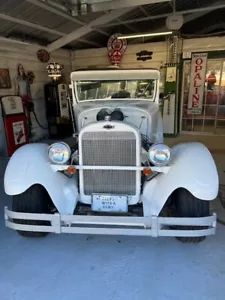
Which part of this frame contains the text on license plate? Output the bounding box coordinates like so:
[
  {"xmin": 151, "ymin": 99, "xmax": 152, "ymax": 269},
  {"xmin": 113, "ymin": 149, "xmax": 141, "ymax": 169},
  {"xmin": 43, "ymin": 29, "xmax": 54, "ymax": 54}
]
[{"xmin": 92, "ymin": 194, "xmax": 128, "ymax": 213}]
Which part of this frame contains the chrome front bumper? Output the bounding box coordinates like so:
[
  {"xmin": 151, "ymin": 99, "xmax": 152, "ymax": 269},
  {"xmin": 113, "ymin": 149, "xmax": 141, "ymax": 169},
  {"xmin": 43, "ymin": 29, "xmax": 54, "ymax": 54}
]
[{"xmin": 4, "ymin": 207, "xmax": 217, "ymax": 237}]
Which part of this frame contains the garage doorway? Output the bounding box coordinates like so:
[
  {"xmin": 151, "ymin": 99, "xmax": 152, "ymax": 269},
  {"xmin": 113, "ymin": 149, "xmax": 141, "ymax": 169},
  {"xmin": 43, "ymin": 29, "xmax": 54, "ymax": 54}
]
[{"xmin": 181, "ymin": 58, "xmax": 225, "ymax": 135}]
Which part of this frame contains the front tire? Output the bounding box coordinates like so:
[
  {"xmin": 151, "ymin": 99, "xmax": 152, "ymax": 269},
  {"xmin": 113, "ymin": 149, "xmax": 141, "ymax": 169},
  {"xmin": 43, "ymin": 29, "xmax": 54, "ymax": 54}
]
[
  {"xmin": 174, "ymin": 189, "xmax": 209, "ymax": 243},
  {"xmin": 12, "ymin": 185, "xmax": 52, "ymax": 237}
]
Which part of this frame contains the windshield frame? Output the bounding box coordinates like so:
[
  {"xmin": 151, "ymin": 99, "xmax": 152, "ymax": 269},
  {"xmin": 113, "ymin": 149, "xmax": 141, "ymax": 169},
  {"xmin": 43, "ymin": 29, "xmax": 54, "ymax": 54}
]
[
  {"xmin": 71, "ymin": 69, "xmax": 160, "ymax": 103},
  {"xmin": 73, "ymin": 78, "xmax": 158, "ymax": 103}
]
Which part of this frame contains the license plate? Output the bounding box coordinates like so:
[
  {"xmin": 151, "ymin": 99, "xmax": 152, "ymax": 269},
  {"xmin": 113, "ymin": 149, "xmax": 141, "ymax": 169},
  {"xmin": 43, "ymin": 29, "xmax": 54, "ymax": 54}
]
[{"xmin": 92, "ymin": 194, "xmax": 128, "ymax": 213}]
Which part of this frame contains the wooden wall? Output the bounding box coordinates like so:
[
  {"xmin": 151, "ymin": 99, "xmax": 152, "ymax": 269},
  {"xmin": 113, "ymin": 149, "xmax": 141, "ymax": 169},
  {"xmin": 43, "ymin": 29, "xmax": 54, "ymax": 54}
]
[
  {"xmin": 183, "ymin": 37, "xmax": 225, "ymax": 52},
  {"xmin": 0, "ymin": 41, "xmax": 71, "ymax": 141},
  {"xmin": 72, "ymin": 41, "xmax": 167, "ymax": 70},
  {"xmin": 72, "ymin": 37, "xmax": 225, "ymax": 71}
]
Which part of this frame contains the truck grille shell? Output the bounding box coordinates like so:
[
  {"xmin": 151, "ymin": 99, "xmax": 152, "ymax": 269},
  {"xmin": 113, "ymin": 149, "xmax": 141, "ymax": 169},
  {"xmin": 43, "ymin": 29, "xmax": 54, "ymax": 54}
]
[{"xmin": 81, "ymin": 131, "xmax": 137, "ymax": 195}]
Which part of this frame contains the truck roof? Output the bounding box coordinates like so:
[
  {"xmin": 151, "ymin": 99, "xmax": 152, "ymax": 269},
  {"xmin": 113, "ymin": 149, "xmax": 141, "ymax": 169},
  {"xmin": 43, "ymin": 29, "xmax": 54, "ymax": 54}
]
[{"xmin": 71, "ymin": 68, "xmax": 160, "ymax": 81}]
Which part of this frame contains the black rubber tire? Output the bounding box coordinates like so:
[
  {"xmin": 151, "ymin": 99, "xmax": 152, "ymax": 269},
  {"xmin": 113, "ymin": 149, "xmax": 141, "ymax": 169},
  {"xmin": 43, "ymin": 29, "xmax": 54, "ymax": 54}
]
[
  {"xmin": 12, "ymin": 185, "xmax": 51, "ymax": 237},
  {"xmin": 174, "ymin": 189, "xmax": 209, "ymax": 243}
]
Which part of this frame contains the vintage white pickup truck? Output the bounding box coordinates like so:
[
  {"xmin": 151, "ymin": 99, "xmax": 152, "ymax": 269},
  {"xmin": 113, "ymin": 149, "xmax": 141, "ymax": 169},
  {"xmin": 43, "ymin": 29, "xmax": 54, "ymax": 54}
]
[{"xmin": 4, "ymin": 68, "xmax": 218, "ymax": 242}]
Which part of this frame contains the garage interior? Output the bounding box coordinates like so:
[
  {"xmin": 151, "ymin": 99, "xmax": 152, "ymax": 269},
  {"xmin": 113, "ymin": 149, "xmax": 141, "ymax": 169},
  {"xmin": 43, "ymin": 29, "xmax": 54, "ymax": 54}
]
[{"xmin": 0, "ymin": 0, "xmax": 225, "ymax": 299}]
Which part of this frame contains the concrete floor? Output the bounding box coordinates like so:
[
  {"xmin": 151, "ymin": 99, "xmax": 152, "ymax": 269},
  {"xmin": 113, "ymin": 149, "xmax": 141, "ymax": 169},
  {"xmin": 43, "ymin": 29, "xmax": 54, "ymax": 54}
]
[{"xmin": 1, "ymin": 137, "xmax": 225, "ymax": 300}]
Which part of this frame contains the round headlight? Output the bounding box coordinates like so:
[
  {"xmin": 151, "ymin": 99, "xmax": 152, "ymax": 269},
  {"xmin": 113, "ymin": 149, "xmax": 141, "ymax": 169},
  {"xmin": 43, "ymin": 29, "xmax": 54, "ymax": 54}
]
[
  {"xmin": 148, "ymin": 143, "xmax": 171, "ymax": 166},
  {"xmin": 48, "ymin": 142, "xmax": 71, "ymax": 164}
]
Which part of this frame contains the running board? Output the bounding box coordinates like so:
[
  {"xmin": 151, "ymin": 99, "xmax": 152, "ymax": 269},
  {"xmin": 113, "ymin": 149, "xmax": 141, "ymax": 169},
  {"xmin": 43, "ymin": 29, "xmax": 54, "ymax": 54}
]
[{"xmin": 4, "ymin": 207, "xmax": 217, "ymax": 237}]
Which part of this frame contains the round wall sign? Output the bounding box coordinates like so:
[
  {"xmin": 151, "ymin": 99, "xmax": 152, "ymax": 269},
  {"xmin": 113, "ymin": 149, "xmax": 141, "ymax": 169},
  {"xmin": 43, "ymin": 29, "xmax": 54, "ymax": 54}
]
[
  {"xmin": 37, "ymin": 49, "xmax": 50, "ymax": 63},
  {"xmin": 107, "ymin": 33, "xmax": 127, "ymax": 65}
]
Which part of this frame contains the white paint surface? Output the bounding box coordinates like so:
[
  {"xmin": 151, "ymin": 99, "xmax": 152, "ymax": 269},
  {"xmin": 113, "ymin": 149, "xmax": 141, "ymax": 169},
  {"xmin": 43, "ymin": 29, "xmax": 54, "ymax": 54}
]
[
  {"xmin": 1, "ymin": 158, "xmax": 225, "ymax": 300},
  {"xmin": 4, "ymin": 144, "xmax": 78, "ymax": 214}
]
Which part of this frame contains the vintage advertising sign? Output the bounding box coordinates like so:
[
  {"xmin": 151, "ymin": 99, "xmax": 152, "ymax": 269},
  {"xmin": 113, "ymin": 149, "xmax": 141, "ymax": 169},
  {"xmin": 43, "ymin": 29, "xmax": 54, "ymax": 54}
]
[
  {"xmin": 13, "ymin": 121, "xmax": 26, "ymax": 145},
  {"xmin": 107, "ymin": 33, "xmax": 127, "ymax": 65},
  {"xmin": 188, "ymin": 53, "xmax": 208, "ymax": 114}
]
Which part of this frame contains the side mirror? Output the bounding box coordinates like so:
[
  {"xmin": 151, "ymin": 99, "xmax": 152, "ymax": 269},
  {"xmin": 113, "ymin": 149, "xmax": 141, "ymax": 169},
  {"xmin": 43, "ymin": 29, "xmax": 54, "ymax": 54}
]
[
  {"xmin": 159, "ymin": 92, "xmax": 170, "ymax": 100},
  {"xmin": 159, "ymin": 92, "xmax": 165, "ymax": 100}
]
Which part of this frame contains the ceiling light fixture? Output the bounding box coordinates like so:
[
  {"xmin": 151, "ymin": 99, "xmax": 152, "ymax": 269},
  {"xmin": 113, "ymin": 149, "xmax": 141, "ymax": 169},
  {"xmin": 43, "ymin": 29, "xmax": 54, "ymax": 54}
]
[
  {"xmin": 46, "ymin": 62, "xmax": 63, "ymax": 80},
  {"xmin": 117, "ymin": 31, "xmax": 173, "ymax": 40}
]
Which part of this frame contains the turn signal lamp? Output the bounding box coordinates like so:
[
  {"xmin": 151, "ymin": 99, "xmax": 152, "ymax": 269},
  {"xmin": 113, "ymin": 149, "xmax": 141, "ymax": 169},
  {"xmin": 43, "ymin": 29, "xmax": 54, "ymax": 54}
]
[
  {"xmin": 143, "ymin": 167, "xmax": 153, "ymax": 177},
  {"xmin": 66, "ymin": 166, "xmax": 76, "ymax": 175}
]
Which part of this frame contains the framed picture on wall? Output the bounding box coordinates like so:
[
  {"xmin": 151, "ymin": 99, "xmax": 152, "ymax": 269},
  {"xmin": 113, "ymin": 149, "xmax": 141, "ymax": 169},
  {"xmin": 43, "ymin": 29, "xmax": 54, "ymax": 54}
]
[{"xmin": 0, "ymin": 68, "xmax": 11, "ymax": 89}]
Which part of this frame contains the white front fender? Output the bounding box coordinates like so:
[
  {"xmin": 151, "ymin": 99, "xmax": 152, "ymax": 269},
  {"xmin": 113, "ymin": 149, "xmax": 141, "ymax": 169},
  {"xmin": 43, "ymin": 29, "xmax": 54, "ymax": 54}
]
[
  {"xmin": 142, "ymin": 142, "xmax": 219, "ymax": 216},
  {"xmin": 4, "ymin": 144, "xmax": 78, "ymax": 214}
]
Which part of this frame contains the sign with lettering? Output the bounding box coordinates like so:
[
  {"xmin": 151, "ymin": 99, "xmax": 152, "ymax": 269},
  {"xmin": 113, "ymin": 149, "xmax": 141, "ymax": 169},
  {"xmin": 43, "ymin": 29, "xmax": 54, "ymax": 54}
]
[
  {"xmin": 136, "ymin": 50, "xmax": 153, "ymax": 61},
  {"xmin": 188, "ymin": 53, "xmax": 207, "ymax": 114}
]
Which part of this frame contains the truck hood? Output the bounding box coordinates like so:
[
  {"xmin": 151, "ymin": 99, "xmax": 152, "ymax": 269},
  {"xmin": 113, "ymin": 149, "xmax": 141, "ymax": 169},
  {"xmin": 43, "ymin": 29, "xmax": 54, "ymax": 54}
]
[
  {"xmin": 75, "ymin": 100, "xmax": 159, "ymax": 115},
  {"xmin": 74, "ymin": 100, "xmax": 163, "ymax": 144}
]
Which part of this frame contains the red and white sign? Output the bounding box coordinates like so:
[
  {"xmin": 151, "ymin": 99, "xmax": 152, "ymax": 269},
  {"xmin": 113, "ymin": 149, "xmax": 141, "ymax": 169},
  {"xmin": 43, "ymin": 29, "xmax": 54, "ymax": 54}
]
[
  {"xmin": 13, "ymin": 121, "xmax": 26, "ymax": 145},
  {"xmin": 107, "ymin": 33, "xmax": 127, "ymax": 65},
  {"xmin": 188, "ymin": 53, "xmax": 208, "ymax": 114}
]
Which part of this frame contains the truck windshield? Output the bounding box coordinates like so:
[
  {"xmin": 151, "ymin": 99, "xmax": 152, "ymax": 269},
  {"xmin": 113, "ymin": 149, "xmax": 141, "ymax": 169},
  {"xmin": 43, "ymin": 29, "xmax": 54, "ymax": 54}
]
[{"xmin": 75, "ymin": 79, "xmax": 156, "ymax": 102}]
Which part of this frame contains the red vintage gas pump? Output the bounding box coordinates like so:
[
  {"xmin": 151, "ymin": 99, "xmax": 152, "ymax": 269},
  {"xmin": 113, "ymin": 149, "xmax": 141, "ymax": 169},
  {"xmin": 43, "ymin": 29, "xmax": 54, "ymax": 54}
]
[{"xmin": 1, "ymin": 95, "xmax": 29, "ymax": 156}]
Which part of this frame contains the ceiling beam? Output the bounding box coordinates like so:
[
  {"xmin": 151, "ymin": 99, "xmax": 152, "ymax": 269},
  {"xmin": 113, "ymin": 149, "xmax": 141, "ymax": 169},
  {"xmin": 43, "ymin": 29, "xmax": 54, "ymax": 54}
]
[
  {"xmin": 116, "ymin": 17, "xmax": 139, "ymax": 33},
  {"xmin": 0, "ymin": 36, "xmax": 33, "ymax": 45},
  {"xmin": 99, "ymin": 2, "xmax": 225, "ymax": 27},
  {"xmin": 47, "ymin": 8, "xmax": 133, "ymax": 52},
  {"xmin": 25, "ymin": 0, "xmax": 109, "ymax": 37},
  {"xmin": 0, "ymin": 35, "xmax": 48, "ymax": 52},
  {"xmin": 91, "ymin": 0, "xmax": 170, "ymax": 12},
  {"xmin": 197, "ymin": 23, "xmax": 225, "ymax": 34},
  {"xmin": 183, "ymin": 11, "xmax": 208, "ymax": 24},
  {"xmin": 0, "ymin": 12, "xmax": 101, "ymax": 47},
  {"xmin": 25, "ymin": 0, "xmax": 84, "ymax": 25},
  {"xmin": 0, "ymin": 12, "xmax": 64, "ymax": 36},
  {"xmin": 128, "ymin": 8, "xmax": 218, "ymax": 44},
  {"xmin": 77, "ymin": 38, "xmax": 102, "ymax": 47},
  {"xmin": 139, "ymin": 6, "xmax": 150, "ymax": 17}
]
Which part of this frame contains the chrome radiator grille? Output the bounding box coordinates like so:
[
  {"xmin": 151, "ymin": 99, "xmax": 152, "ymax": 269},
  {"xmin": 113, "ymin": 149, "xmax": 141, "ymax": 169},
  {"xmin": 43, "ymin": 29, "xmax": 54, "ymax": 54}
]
[{"xmin": 81, "ymin": 131, "xmax": 137, "ymax": 195}]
